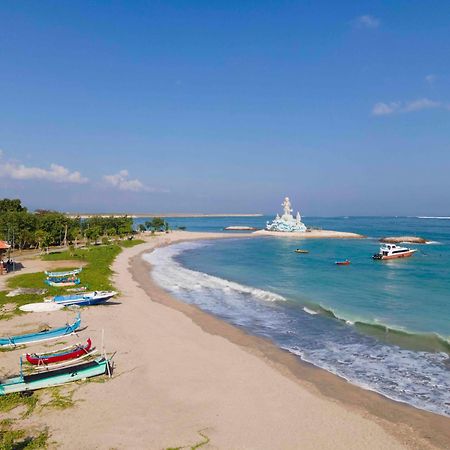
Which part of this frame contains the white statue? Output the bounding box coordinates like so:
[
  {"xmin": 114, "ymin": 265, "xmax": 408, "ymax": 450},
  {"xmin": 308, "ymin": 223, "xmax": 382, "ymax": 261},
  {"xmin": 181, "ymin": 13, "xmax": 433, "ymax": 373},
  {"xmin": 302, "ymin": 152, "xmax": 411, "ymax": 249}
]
[
  {"xmin": 266, "ymin": 196, "xmax": 306, "ymax": 232},
  {"xmin": 282, "ymin": 197, "xmax": 293, "ymax": 218}
]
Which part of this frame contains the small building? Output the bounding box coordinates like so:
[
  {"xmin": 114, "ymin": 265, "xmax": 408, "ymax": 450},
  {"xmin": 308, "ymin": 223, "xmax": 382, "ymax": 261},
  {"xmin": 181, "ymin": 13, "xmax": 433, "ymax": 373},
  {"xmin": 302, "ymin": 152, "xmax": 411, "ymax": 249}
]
[{"xmin": 0, "ymin": 241, "xmax": 11, "ymax": 275}]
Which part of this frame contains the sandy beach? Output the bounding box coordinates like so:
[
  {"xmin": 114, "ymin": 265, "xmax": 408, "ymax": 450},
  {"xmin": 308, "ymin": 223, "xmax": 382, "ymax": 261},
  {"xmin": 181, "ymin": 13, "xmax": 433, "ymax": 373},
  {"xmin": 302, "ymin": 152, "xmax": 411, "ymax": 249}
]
[{"xmin": 2, "ymin": 231, "xmax": 449, "ymax": 449}]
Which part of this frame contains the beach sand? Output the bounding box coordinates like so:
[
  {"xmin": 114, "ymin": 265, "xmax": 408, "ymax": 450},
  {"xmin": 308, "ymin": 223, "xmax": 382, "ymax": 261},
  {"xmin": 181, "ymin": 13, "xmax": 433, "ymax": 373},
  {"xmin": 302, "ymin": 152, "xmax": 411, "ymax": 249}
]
[{"xmin": 2, "ymin": 231, "xmax": 449, "ymax": 449}]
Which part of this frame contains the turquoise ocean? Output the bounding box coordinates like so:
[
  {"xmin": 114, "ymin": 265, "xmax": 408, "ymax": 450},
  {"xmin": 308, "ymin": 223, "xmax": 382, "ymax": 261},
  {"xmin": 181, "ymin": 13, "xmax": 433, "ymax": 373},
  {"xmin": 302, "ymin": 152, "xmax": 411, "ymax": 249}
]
[{"xmin": 139, "ymin": 216, "xmax": 450, "ymax": 417}]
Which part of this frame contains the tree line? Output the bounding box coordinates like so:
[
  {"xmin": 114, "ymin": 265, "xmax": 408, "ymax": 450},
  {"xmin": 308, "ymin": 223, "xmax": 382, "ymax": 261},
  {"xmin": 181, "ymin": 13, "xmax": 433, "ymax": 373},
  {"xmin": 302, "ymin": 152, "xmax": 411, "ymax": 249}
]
[{"xmin": 0, "ymin": 198, "xmax": 134, "ymax": 250}]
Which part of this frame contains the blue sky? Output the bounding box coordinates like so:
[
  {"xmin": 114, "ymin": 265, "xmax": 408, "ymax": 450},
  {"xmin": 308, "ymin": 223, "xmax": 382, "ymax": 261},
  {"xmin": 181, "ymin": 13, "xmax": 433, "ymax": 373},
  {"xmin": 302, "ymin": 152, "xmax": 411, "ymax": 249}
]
[{"xmin": 0, "ymin": 0, "xmax": 449, "ymax": 215}]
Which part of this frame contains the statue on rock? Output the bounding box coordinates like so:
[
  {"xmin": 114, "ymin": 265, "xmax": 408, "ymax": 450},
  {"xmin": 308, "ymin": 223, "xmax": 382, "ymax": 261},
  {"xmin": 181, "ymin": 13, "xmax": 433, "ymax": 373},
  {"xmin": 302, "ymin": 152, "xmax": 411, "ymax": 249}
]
[{"xmin": 266, "ymin": 196, "xmax": 307, "ymax": 232}]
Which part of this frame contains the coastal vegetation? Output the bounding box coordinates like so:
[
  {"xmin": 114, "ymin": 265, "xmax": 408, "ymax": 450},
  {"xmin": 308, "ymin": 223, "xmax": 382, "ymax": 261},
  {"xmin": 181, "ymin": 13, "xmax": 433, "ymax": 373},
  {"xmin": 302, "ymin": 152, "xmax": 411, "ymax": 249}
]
[
  {"xmin": 0, "ymin": 198, "xmax": 134, "ymax": 251},
  {"xmin": 0, "ymin": 240, "xmax": 144, "ymax": 319}
]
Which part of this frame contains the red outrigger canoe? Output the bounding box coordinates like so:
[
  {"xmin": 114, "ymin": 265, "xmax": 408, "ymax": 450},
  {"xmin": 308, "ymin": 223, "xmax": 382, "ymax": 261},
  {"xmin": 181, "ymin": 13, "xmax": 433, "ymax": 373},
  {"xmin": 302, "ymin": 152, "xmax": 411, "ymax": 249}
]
[{"xmin": 26, "ymin": 338, "xmax": 92, "ymax": 365}]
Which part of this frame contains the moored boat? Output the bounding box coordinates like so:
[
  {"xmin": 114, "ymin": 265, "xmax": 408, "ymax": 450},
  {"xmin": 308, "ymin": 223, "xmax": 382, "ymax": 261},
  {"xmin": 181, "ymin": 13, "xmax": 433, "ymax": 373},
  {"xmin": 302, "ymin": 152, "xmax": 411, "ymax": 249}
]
[
  {"xmin": 51, "ymin": 291, "xmax": 117, "ymax": 307},
  {"xmin": 25, "ymin": 338, "xmax": 92, "ymax": 365},
  {"xmin": 0, "ymin": 314, "xmax": 81, "ymax": 347},
  {"xmin": 373, "ymin": 244, "xmax": 417, "ymax": 260},
  {"xmin": 335, "ymin": 260, "xmax": 351, "ymax": 266},
  {"xmin": 294, "ymin": 249, "xmax": 309, "ymax": 254}
]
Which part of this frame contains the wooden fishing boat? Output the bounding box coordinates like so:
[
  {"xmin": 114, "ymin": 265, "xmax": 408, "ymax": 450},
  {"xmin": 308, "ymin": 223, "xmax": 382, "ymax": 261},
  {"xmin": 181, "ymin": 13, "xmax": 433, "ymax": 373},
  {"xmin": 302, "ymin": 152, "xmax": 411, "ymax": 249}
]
[
  {"xmin": 52, "ymin": 291, "xmax": 117, "ymax": 307},
  {"xmin": 45, "ymin": 277, "xmax": 81, "ymax": 287},
  {"xmin": 45, "ymin": 268, "xmax": 82, "ymax": 278},
  {"xmin": 25, "ymin": 338, "xmax": 92, "ymax": 365},
  {"xmin": 335, "ymin": 260, "xmax": 351, "ymax": 266},
  {"xmin": 294, "ymin": 249, "xmax": 309, "ymax": 254},
  {"xmin": 0, "ymin": 314, "xmax": 81, "ymax": 347},
  {"xmin": 0, "ymin": 356, "xmax": 111, "ymax": 395}
]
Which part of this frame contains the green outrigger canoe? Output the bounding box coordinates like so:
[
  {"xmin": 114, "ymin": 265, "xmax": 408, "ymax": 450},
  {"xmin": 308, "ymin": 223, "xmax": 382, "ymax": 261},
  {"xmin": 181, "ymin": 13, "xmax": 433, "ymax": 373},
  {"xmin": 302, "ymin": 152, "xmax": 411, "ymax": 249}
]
[{"xmin": 0, "ymin": 356, "xmax": 111, "ymax": 395}]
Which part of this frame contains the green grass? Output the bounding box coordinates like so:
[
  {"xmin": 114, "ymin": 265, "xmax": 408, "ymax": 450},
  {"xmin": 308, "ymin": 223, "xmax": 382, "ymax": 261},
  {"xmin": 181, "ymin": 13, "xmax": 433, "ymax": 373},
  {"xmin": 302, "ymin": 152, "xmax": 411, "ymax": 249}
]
[
  {"xmin": 166, "ymin": 431, "xmax": 210, "ymax": 450},
  {"xmin": 119, "ymin": 239, "xmax": 145, "ymax": 248},
  {"xmin": 42, "ymin": 245, "xmax": 120, "ymax": 291},
  {"xmin": 0, "ymin": 427, "xmax": 49, "ymax": 450},
  {"xmin": 41, "ymin": 388, "xmax": 75, "ymax": 411},
  {"xmin": 0, "ymin": 393, "xmax": 37, "ymax": 418}
]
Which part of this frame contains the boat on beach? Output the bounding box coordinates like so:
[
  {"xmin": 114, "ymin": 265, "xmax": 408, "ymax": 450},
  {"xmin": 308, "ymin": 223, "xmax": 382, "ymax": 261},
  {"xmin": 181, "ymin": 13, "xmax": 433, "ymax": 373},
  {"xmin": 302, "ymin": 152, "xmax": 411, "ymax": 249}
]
[
  {"xmin": 0, "ymin": 356, "xmax": 111, "ymax": 395},
  {"xmin": 51, "ymin": 290, "xmax": 117, "ymax": 307},
  {"xmin": 45, "ymin": 276, "xmax": 81, "ymax": 287},
  {"xmin": 45, "ymin": 268, "xmax": 82, "ymax": 278},
  {"xmin": 0, "ymin": 314, "xmax": 81, "ymax": 347},
  {"xmin": 373, "ymin": 244, "xmax": 417, "ymax": 260},
  {"xmin": 25, "ymin": 338, "xmax": 93, "ymax": 365}
]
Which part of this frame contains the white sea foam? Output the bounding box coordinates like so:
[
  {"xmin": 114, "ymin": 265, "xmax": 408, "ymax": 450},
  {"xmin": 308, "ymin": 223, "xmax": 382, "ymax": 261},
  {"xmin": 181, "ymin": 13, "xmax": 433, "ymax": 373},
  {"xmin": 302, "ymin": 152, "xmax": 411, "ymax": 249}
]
[
  {"xmin": 303, "ymin": 307, "xmax": 319, "ymax": 315},
  {"xmin": 417, "ymin": 216, "xmax": 450, "ymax": 220},
  {"xmin": 144, "ymin": 242, "xmax": 286, "ymax": 303}
]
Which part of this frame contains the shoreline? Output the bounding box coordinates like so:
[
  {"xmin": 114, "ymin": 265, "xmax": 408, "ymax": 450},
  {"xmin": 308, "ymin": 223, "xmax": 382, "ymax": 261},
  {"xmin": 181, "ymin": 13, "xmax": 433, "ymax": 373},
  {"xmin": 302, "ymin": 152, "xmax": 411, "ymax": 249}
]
[
  {"xmin": 131, "ymin": 232, "xmax": 450, "ymax": 449},
  {"xmin": 3, "ymin": 231, "xmax": 449, "ymax": 449}
]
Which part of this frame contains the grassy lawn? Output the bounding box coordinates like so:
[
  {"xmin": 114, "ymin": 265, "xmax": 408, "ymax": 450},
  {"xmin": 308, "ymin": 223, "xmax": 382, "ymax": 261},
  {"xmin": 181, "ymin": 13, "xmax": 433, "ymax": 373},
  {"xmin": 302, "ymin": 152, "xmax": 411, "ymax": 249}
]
[{"xmin": 0, "ymin": 239, "xmax": 145, "ymax": 320}]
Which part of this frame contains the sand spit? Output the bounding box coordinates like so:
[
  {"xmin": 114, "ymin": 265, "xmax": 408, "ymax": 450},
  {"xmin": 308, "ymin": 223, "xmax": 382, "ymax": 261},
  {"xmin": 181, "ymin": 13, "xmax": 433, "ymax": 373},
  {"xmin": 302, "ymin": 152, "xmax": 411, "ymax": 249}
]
[{"xmin": 253, "ymin": 229, "xmax": 364, "ymax": 238}]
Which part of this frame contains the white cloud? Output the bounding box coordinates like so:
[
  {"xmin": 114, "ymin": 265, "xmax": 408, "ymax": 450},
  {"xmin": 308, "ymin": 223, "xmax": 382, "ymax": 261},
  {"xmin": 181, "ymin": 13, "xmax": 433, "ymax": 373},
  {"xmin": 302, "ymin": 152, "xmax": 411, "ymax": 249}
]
[
  {"xmin": 0, "ymin": 155, "xmax": 88, "ymax": 184},
  {"xmin": 103, "ymin": 170, "xmax": 149, "ymax": 192},
  {"xmin": 372, "ymin": 98, "xmax": 445, "ymax": 116},
  {"xmin": 425, "ymin": 74, "xmax": 437, "ymax": 85},
  {"xmin": 354, "ymin": 15, "xmax": 380, "ymax": 29}
]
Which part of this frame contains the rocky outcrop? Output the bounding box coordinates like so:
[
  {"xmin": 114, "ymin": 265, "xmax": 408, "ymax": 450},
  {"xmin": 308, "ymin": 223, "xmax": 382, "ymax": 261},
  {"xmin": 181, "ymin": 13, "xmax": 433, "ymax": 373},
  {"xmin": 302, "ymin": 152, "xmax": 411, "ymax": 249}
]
[{"xmin": 380, "ymin": 236, "xmax": 427, "ymax": 244}]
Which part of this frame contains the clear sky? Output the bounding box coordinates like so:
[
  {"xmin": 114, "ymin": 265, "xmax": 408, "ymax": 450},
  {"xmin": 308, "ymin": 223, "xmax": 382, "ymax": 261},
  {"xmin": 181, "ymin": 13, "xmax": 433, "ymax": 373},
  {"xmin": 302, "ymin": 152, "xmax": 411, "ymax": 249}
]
[{"xmin": 0, "ymin": 1, "xmax": 449, "ymax": 215}]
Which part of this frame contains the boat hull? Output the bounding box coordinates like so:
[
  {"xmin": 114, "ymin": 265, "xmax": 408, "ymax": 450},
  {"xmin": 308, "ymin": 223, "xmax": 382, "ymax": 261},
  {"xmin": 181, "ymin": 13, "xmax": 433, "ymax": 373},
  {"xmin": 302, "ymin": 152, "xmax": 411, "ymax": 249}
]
[
  {"xmin": 0, "ymin": 358, "xmax": 109, "ymax": 395},
  {"xmin": 373, "ymin": 250, "xmax": 416, "ymax": 260},
  {"xmin": 26, "ymin": 339, "xmax": 92, "ymax": 365},
  {"xmin": 0, "ymin": 314, "xmax": 81, "ymax": 347},
  {"xmin": 53, "ymin": 291, "xmax": 116, "ymax": 307},
  {"xmin": 45, "ymin": 278, "xmax": 80, "ymax": 287}
]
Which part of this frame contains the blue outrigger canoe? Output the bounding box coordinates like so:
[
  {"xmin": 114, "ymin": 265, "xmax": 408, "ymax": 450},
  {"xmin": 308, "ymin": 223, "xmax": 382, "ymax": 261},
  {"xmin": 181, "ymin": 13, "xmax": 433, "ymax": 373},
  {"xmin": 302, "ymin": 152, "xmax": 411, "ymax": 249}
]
[
  {"xmin": 0, "ymin": 314, "xmax": 81, "ymax": 347},
  {"xmin": 0, "ymin": 356, "xmax": 111, "ymax": 395}
]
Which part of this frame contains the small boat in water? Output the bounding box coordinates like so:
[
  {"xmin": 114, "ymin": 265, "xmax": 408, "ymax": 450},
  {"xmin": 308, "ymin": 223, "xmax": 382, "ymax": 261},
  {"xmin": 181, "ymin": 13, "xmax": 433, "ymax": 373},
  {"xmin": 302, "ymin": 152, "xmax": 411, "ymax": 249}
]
[
  {"xmin": 51, "ymin": 291, "xmax": 117, "ymax": 307},
  {"xmin": 373, "ymin": 244, "xmax": 417, "ymax": 260},
  {"xmin": 0, "ymin": 314, "xmax": 81, "ymax": 347},
  {"xmin": 335, "ymin": 260, "xmax": 351, "ymax": 266},
  {"xmin": 294, "ymin": 249, "xmax": 309, "ymax": 254},
  {"xmin": 25, "ymin": 338, "xmax": 93, "ymax": 366}
]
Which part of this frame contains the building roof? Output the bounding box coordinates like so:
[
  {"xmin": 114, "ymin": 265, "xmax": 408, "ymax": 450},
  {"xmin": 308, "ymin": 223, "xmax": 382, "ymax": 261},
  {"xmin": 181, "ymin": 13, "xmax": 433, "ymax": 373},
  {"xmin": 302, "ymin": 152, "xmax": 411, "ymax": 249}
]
[{"xmin": 0, "ymin": 241, "xmax": 11, "ymax": 250}]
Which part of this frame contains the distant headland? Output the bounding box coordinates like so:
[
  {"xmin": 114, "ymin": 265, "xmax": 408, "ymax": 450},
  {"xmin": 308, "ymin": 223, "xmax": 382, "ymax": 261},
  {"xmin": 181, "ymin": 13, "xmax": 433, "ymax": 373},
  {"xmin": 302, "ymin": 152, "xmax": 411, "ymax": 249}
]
[{"xmin": 66, "ymin": 213, "xmax": 263, "ymax": 219}]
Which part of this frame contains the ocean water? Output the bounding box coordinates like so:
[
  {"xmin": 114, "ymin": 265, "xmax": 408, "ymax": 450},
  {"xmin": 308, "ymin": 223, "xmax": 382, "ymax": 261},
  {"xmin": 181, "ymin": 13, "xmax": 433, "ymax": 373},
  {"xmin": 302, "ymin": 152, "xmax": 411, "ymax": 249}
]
[{"xmin": 144, "ymin": 216, "xmax": 450, "ymax": 417}]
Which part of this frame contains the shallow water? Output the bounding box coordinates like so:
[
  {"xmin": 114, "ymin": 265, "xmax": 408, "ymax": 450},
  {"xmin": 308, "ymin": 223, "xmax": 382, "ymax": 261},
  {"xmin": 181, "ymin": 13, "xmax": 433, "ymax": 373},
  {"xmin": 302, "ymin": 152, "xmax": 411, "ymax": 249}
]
[{"xmin": 144, "ymin": 216, "xmax": 450, "ymax": 416}]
